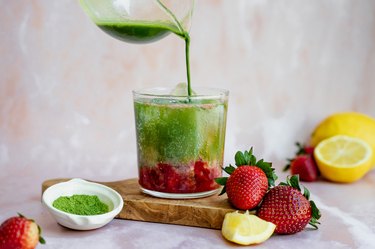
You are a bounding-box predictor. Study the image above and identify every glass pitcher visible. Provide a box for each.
[79,0,195,44]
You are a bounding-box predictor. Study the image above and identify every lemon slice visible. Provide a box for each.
[221,211,276,245]
[314,135,373,183]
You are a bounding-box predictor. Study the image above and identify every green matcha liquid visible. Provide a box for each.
[97,22,179,44]
[98,21,192,96]
[133,88,228,195]
[97,21,191,96]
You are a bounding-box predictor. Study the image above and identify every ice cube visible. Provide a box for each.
[170,82,195,96]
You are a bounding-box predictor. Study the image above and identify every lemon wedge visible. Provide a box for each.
[221,211,276,245]
[314,135,373,183]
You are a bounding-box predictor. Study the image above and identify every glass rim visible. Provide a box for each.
[133,86,229,99]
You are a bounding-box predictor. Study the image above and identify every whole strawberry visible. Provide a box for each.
[284,142,319,182]
[0,213,45,249]
[257,175,321,234]
[289,155,318,182]
[215,148,277,210]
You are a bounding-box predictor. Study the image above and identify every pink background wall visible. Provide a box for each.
[1,0,375,182]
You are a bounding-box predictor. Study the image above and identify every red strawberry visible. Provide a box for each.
[303,146,315,155]
[289,155,319,182]
[225,166,268,210]
[257,175,321,234]
[0,213,45,249]
[284,142,319,182]
[215,148,277,210]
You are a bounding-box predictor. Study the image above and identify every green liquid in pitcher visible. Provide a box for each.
[97,22,179,44]
[96,21,192,96]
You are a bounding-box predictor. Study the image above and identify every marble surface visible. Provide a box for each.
[1,0,375,248]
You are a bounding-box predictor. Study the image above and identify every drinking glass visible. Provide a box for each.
[133,87,228,199]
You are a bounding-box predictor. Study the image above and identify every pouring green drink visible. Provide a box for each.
[80,0,193,94]
[80,0,228,198]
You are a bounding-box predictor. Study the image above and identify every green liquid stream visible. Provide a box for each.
[96,21,192,96]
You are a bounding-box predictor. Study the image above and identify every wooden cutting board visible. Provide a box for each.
[41,178,235,229]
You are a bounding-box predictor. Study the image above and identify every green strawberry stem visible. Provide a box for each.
[38,225,46,244]
[215,147,278,194]
[279,175,321,229]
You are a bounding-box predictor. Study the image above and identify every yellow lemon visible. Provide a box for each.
[314,135,373,183]
[221,211,275,245]
[311,112,375,168]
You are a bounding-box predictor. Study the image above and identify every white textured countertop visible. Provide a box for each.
[1,168,375,249]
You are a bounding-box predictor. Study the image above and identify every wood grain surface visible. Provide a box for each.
[41,178,235,229]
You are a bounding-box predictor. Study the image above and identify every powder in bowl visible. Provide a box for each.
[52,194,109,215]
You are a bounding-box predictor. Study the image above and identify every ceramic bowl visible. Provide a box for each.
[42,178,123,230]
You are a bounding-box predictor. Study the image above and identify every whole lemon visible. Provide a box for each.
[311,112,375,168]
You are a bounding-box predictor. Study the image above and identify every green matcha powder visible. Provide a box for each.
[53,194,109,215]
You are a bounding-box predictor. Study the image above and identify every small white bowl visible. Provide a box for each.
[42,178,123,230]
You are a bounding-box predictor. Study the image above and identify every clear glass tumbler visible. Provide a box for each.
[133,87,228,199]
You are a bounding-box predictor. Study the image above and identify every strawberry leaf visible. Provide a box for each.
[39,236,46,244]
[215,177,227,186]
[235,148,257,166]
[215,177,228,196]
[222,165,236,175]
[283,161,291,172]
[287,175,301,191]
[310,200,321,220]
[255,159,277,188]
[295,142,305,155]
[248,148,257,165]
[218,185,226,196]
[250,154,256,165]
[235,151,247,166]
[243,150,251,164]
[17,212,25,218]
[303,186,310,200]
[38,225,46,244]
[309,200,321,229]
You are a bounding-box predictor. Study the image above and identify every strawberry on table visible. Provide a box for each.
[284,142,319,182]
[0,213,45,249]
[215,148,278,210]
[287,155,319,182]
[257,175,321,234]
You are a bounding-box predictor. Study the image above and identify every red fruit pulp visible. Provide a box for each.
[139,160,221,193]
